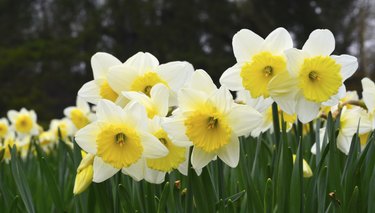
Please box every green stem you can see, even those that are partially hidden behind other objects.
[185,147,194,213]
[218,159,225,200]
[272,102,281,144]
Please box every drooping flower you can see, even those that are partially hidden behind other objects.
[75,100,168,182]
[107,52,194,107]
[220,27,293,99]
[73,152,94,195]
[7,108,39,136]
[163,70,262,170]
[78,52,122,104]
[269,29,358,123]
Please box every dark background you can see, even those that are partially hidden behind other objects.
[0,0,374,125]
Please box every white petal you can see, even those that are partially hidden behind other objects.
[178,88,207,112]
[7,110,18,122]
[107,65,138,93]
[140,132,169,158]
[76,96,91,113]
[177,149,190,176]
[362,78,375,112]
[331,54,358,81]
[284,48,309,77]
[268,71,299,114]
[77,80,101,104]
[263,27,293,54]
[122,158,146,181]
[74,122,99,154]
[191,147,216,170]
[219,63,244,91]
[208,87,233,114]
[124,52,159,74]
[157,61,194,92]
[322,85,346,106]
[227,104,262,136]
[189,69,217,95]
[217,136,240,168]
[232,29,264,62]
[122,101,148,131]
[336,133,350,155]
[302,29,335,56]
[96,100,123,123]
[161,117,192,146]
[151,84,169,117]
[91,52,122,79]
[93,157,120,183]
[145,168,165,184]
[296,96,320,123]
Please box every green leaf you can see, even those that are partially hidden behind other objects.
[118,184,135,213]
[34,142,64,211]
[157,182,170,213]
[9,145,35,213]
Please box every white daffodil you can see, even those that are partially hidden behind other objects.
[107,52,194,107]
[235,90,273,113]
[220,27,293,100]
[311,107,372,155]
[75,100,168,183]
[235,90,295,136]
[0,118,10,138]
[123,117,189,184]
[362,77,375,126]
[269,29,358,123]
[64,96,95,129]
[49,118,76,141]
[1,132,19,163]
[163,70,262,170]
[38,131,55,153]
[122,83,169,119]
[7,108,38,136]
[78,52,122,104]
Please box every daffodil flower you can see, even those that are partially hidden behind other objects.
[163,70,262,170]
[362,78,375,126]
[220,27,293,101]
[78,52,122,104]
[0,118,10,138]
[73,152,94,195]
[122,117,189,184]
[122,83,169,119]
[64,97,95,129]
[7,108,38,136]
[311,107,372,155]
[75,100,168,182]
[49,118,76,141]
[107,52,194,107]
[292,155,313,178]
[269,29,358,123]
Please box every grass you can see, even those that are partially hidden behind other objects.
[1,109,375,212]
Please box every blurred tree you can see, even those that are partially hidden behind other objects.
[0,0,373,124]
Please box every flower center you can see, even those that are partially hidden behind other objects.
[130,72,168,96]
[70,109,89,129]
[147,130,186,172]
[184,103,231,153]
[100,81,119,102]
[240,51,287,98]
[96,124,143,169]
[298,56,342,102]
[15,115,33,133]
[0,123,8,137]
